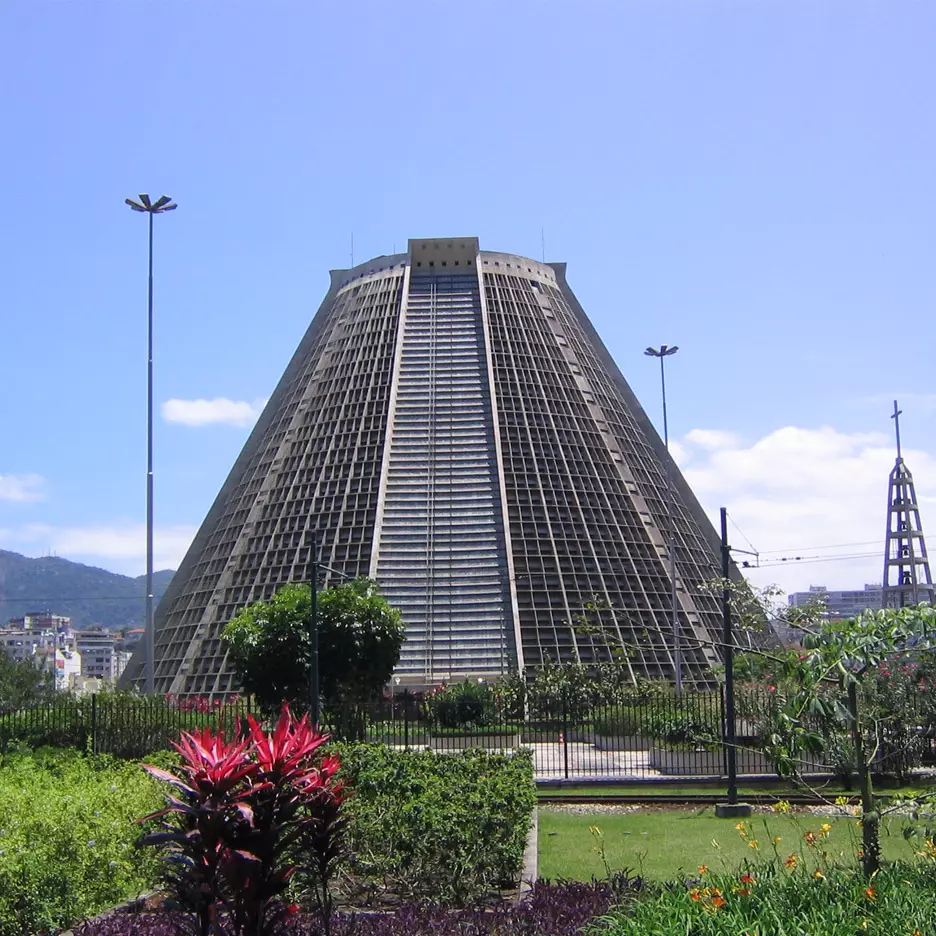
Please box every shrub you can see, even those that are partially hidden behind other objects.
[0,748,162,936]
[333,744,536,903]
[592,706,642,738]
[644,700,720,747]
[595,861,936,935]
[421,680,497,730]
[140,705,346,936]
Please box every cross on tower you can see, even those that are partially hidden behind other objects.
[891,400,903,462]
[881,401,934,608]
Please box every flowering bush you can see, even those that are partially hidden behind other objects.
[597,862,936,935]
[140,705,346,936]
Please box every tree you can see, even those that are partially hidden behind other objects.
[221,579,404,720]
[760,603,936,877]
[0,652,53,711]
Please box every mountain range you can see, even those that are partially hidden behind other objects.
[0,549,175,630]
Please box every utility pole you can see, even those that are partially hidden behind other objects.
[715,506,751,819]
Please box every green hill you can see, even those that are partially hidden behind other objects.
[0,550,174,630]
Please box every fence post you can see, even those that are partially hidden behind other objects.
[403,689,410,751]
[562,690,570,780]
[90,693,98,754]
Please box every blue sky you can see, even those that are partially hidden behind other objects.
[1,0,934,595]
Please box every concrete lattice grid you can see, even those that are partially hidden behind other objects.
[122,238,730,696]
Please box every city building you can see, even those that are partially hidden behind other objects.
[6,612,72,634]
[74,628,130,682]
[1,613,73,663]
[122,238,734,696]
[787,584,884,618]
[1,615,130,687]
[34,645,82,691]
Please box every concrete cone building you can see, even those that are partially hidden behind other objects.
[122,237,729,695]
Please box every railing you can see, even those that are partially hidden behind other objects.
[0,695,253,760]
[3,690,935,781]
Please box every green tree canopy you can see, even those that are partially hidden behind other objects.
[0,652,53,710]
[221,578,404,716]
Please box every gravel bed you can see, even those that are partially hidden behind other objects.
[541,802,867,817]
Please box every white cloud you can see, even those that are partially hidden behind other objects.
[1,523,197,575]
[162,397,267,428]
[0,474,46,502]
[680,425,936,597]
[684,428,742,451]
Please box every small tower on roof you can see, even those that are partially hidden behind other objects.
[881,400,934,609]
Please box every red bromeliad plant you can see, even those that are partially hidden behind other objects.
[140,705,346,936]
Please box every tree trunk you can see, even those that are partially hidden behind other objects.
[848,681,880,876]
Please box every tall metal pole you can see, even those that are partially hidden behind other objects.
[720,507,738,804]
[145,211,155,696]
[645,345,681,695]
[126,194,177,695]
[660,355,681,697]
[308,530,319,725]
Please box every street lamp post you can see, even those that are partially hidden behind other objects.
[644,344,682,696]
[126,194,177,695]
[307,529,320,725]
[305,530,358,726]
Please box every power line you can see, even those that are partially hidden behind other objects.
[726,510,759,555]
[757,551,880,568]
[0,595,150,603]
[757,540,879,555]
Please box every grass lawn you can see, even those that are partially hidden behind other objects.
[538,807,921,881]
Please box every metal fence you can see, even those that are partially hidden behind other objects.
[0,695,254,760]
[3,690,935,781]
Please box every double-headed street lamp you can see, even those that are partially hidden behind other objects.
[644,344,682,696]
[126,194,177,695]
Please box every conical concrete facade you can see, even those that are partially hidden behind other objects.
[123,238,728,695]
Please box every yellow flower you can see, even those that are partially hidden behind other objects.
[689,888,702,902]
[813,869,825,881]
[773,836,782,845]
[820,823,832,836]
[698,865,708,874]
[748,839,759,849]
[588,825,603,838]
[784,855,798,869]
[834,795,849,807]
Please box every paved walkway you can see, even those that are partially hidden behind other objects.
[528,741,663,781]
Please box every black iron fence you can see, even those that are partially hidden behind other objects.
[0,695,254,760]
[2,690,935,781]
